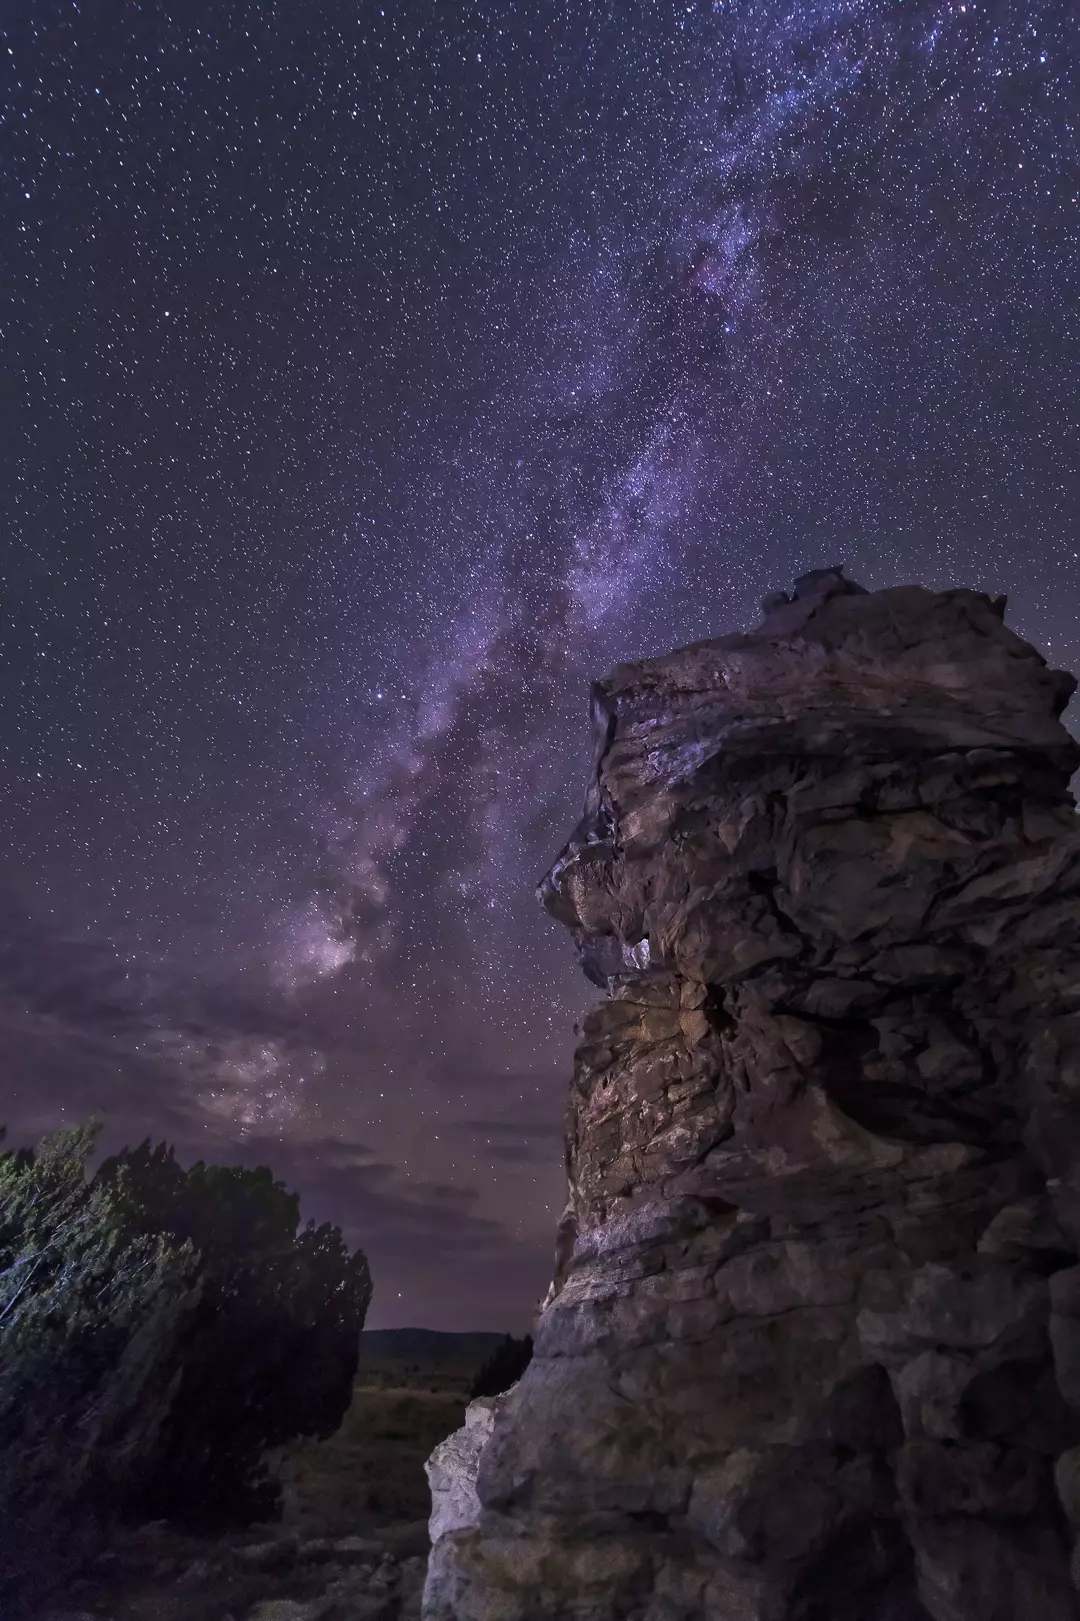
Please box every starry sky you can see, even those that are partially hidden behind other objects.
[2,0,1078,1330]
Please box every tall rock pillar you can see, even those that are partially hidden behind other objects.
[424,571,1080,1620]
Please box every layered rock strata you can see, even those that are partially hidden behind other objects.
[424,570,1080,1621]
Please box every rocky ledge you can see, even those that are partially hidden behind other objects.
[48,1524,428,1621]
[423,570,1080,1620]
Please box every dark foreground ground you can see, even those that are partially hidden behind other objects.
[45,1334,499,1621]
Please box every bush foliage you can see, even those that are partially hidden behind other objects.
[0,1122,371,1603]
[469,1333,533,1399]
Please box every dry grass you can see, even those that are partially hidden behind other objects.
[59,1367,472,1619]
[282,1371,472,1537]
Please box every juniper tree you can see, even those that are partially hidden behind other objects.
[0,1121,372,1610]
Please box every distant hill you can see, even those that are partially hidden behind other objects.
[357,1328,507,1367]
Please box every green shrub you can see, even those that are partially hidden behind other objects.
[98,1139,372,1526]
[469,1333,533,1399]
[0,1122,371,1608]
[0,1122,199,1608]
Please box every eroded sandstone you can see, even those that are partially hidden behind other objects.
[424,570,1080,1620]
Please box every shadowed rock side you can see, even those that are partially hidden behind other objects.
[423,570,1080,1621]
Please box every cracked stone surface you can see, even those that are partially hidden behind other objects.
[423,571,1080,1620]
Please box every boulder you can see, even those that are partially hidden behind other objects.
[426,1396,505,1546]
[247,1603,329,1621]
[423,574,1080,1619]
[236,1535,301,1569]
[423,1394,509,1615]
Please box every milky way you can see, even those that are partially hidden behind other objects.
[2,0,1078,1328]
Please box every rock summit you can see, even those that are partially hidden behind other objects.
[425,571,1080,1620]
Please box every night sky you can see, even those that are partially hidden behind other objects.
[2,0,1078,1330]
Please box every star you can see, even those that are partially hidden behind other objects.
[1,0,1077,1329]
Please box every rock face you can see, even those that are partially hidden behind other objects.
[423,570,1080,1621]
[426,1397,504,1548]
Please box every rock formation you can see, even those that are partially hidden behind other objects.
[424,569,1080,1621]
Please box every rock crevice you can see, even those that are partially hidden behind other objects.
[424,572,1080,1620]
